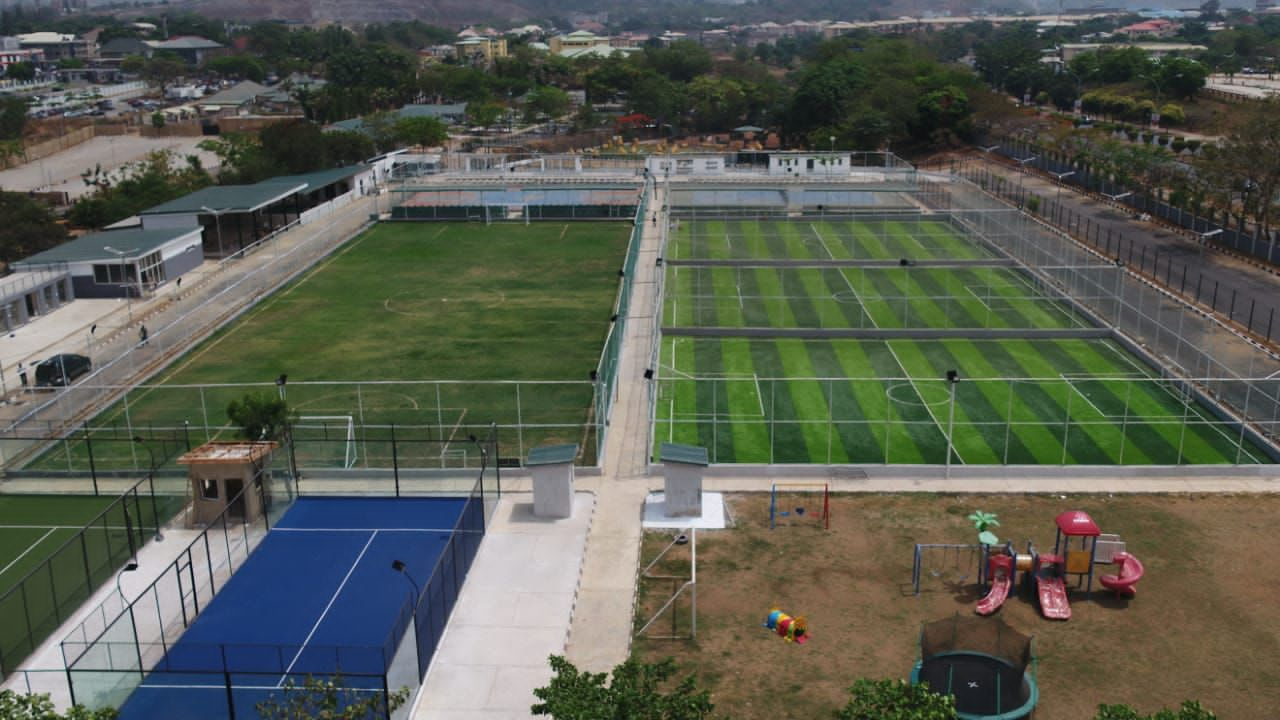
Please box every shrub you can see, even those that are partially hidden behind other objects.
[1159,103,1186,126]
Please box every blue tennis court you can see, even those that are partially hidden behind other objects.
[119,496,474,720]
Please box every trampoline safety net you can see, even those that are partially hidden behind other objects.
[920,614,1033,675]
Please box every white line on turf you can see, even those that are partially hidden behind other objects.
[883,341,965,464]
[754,373,766,416]
[279,531,379,686]
[0,527,58,578]
[1059,374,1107,416]
[809,223,836,259]
[965,285,992,311]
[837,269,878,328]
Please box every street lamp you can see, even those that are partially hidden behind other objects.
[391,559,421,606]
[200,206,227,259]
[102,245,137,323]
[829,135,835,152]
[1052,170,1076,210]
[945,370,960,478]
[115,561,138,602]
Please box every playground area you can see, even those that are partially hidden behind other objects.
[632,492,1280,720]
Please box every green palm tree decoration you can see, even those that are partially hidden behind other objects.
[968,511,1000,546]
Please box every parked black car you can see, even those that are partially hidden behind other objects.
[35,354,92,387]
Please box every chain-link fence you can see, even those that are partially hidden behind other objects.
[6,380,594,475]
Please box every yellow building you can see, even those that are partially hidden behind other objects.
[454,37,508,66]
[549,30,610,55]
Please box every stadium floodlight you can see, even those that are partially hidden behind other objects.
[1103,191,1132,202]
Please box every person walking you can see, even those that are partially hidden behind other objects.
[139,324,149,347]
[17,362,27,391]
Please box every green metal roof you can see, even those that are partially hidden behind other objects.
[526,443,579,466]
[140,181,306,216]
[14,227,200,267]
[273,165,366,192]
[660,443,708,466]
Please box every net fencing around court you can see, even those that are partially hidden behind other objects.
[0,475,184,680]
[654,374,1270,466]
[928,174,1280,446]
[388,184,641,222]
[61,428,497,718]
[7,379,596,476]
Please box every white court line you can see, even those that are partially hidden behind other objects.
[809,223,837,259]
[1098,340,1152,375]
[0,527,58,578]
[754,373,766,416]
[965,285,992,311]
[0,524,133,530]
[1060,374,1106,417]
[883,342,964,464]
[274,527,459,533]
[138,683,380,692]
[278,531,379,686]
[836,269,879,328]
[1004,270,1083,327]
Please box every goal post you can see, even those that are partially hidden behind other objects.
[296,415,357,469]
[770,482,830,530]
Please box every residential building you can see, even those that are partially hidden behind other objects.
[454,37,507,66]
[0,45,43,73]
[1058,42,1207,62]
[550,30,610,55]
[1116,19,1179,38]
[17,32,94,62]
[99,37,154,60]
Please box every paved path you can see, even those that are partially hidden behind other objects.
[563,183,665,673]
[415,493,594,720]
[957,154,1280,348]
[0,135,219,199]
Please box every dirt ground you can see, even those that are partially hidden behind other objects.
[633,493,1280,719]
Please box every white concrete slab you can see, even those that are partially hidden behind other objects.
[415,492,593,719]
[642,491,727,529]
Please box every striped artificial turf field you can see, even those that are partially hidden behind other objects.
[668,217,995,261]
[655,337,1268,465]
[664,265,1091,330]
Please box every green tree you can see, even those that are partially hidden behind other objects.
[0,95,27,141]
[257,676,408,719]
[836,679,956,720]
[642,40,713,83]
[227,392,294,442]
[5,61,35,81]
[0,191,69,268]
[0,689,117,719]
[143,55,186,91]
[393,115,448,147]
[150,111,165,129]
[56,57,85,69]
[466,101,504,128]
[1095,700,1216,720]
[206,55,267,82]
[323,129,375,165]
[69,150,211,229]
[531,656,713,720]
[523,85,571,123]
[119,54,145,75]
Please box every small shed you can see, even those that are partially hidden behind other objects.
[177,441,277,527]
[11,226,204,299]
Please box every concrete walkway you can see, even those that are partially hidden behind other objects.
[415,493,594,720]
[562,184,667,674]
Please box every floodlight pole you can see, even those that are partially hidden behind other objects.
[1052,170,1076,213]
[945,371,959,478]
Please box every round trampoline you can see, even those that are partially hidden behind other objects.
[910,615,1039,720]
[911,652,1037,720]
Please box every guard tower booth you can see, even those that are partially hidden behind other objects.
[178,441,277,527]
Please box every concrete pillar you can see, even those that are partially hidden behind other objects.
[660,442,708,517]
[526,443,577,519]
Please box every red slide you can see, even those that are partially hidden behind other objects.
[1099,552,1145,597]
[975,555,1013,616]
[1036,554,1071,620]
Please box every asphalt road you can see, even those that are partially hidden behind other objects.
[959,154,1280,346]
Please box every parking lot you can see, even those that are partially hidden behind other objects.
[0,134,220,199]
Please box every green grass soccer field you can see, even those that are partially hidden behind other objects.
[34,221,631,471]
[0,492,182,673]
[656,216,1271,466]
